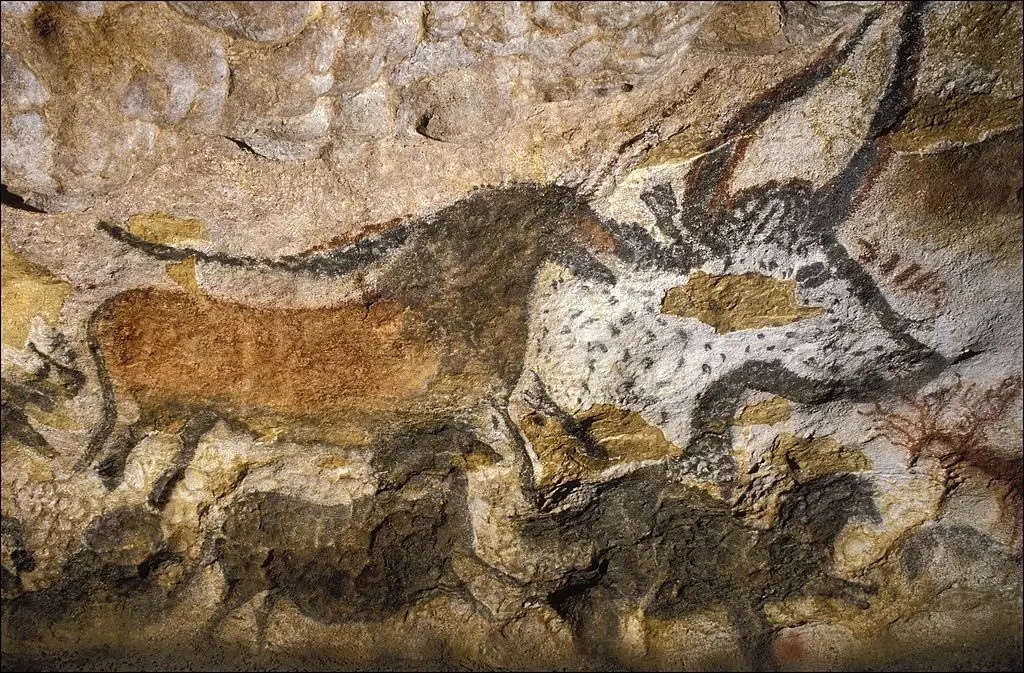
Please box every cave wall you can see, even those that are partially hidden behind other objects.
[1,1,1022,671]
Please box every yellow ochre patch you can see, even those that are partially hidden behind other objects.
[1,237,73,349]
[736,396,792,426]
[577,404,681,463]
[165,256,204,298]
[126,212,205,245]
[662,271,824,334]
[521,404,680,490]
[773,433,872,479]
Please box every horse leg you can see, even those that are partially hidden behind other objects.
[727,600,777,673]
[254,591,279,653]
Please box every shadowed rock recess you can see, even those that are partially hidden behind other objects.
[2,1,1022,671]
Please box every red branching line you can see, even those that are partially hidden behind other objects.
[869,376,1024,549]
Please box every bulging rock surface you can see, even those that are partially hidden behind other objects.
[1,2,1021,671]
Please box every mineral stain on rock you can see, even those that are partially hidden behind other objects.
[521,402,681,493]
[125,212,206,246]
[662,271,825,334]
[736,396,792,426]
[772,433,872,479]
[0,237,72,349]
[163,256,203,297]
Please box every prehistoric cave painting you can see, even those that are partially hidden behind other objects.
[2,425,498,649]
[661,271,825,334]
[854,237,946,308]
[519,462,881,671]
[517,371,685,511]
[524,0,945,494]
[201,425,491,648]
[1,339,85,458]
[4,506,183,642]
[899,523,1022,589]
[511,381,881,669]
[1,516,37,600]
[730,432,872,528]
[76,3,944,514]
[82,184,616,508]
[869,375,1024,548]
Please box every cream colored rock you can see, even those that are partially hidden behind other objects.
[168,1,315,43]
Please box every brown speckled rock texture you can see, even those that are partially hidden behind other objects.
[1,2,1022,671]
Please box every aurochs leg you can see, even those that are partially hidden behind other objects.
[93,421,145,491]
[148,410,219,509]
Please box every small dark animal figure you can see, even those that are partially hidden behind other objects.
[4,506,182,641]
[202,425,494,648]
[2,341,85,458]
[524,465,881,671]
[1,516,37,600]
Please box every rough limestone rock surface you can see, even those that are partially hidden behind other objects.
[1,2,1022,671]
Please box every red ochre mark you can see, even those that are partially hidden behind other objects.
[296,216,411,257]
[576,217,619,255]
[776,631,809,664]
